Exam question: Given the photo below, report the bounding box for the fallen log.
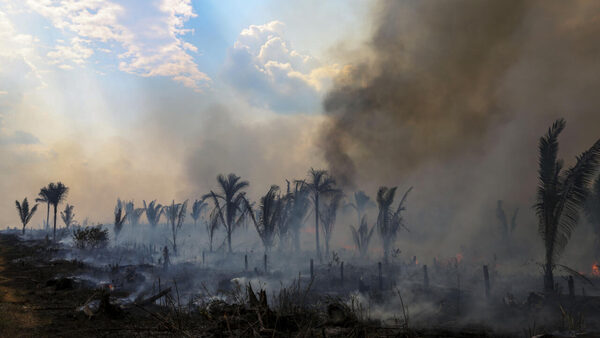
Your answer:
[132,287,172,307]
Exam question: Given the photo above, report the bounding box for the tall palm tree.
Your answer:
[144,200,163,228]
[46,182,69,241]
[320,191,343,259]
[35,187,50,231]
[15,198,38,235]
[204,173,250,253]
[163,200,188,254]
[60,204,75,228]
[350,215,375,258]
[585,175,600,257]
[247,185,283,253]
[191,198,208,228]
[535,118,600,292]
[346,191,374,224]
[303,168,337,262]
[114,203,127,236]
[376,186,412,263]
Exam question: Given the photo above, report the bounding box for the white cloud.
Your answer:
[25,0,210,90]
[223,21,339,112]
[0,9,44,88]
[47,37,94,66]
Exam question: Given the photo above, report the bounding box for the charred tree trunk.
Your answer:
[568,276,574,298]
[544,262,554,293]
[45,202,50,231]
[227,229,233,253]
[53,204,57,242]
[315,193,321,263]
[483,265,490,299]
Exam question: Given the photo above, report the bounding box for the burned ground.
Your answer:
[0,233,599,337]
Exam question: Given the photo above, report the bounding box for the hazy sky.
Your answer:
[0,0,370,227]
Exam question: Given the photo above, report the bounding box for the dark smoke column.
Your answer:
[321,0,529,187]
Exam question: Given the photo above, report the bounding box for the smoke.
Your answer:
[322,0,600,188]
[320,0,600,266]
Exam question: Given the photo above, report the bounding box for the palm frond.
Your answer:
[551,139,600,261]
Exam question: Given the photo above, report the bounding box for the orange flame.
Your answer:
[593,262,600,277]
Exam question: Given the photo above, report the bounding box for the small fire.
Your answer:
[593,262,600,277]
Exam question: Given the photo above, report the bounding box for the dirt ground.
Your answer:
[0,234,176,337]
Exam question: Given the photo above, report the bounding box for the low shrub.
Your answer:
[72,225,109,249]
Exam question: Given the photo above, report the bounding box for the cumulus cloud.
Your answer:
[25,0,210,90]
[222,21,339,113]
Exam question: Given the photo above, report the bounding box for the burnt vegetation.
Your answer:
[3,118,600,337]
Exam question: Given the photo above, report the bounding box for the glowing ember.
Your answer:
[593,263,600,277]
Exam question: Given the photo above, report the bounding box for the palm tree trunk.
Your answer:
[22,225,25,235]
[172,224,177,255]
[228,229,232,253]
[46,202,50,231]
[315,193,321,262]
[53,204,57,242]
[544,261,554,293]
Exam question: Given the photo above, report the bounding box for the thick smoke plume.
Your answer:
[322,0,600,188]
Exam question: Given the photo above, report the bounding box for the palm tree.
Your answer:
[247,185,283,253]
[303,168,337,262]
[320,191,343,258]
[46,182,69,241]
[35,187,50,231]
[60,204,75,228]
[346,191,374,224]
[535,118,600,292]
[114,202,127,236]
[125,201,144,226]
[204,173,250,253]
[585,175,600,257]
[191,198,208,228]
[350,215,375,258]
[376,186,412,263]
[15,198,38,235]
[280,180,311,252]
[144,200,163,228]
[163,200,188,254]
